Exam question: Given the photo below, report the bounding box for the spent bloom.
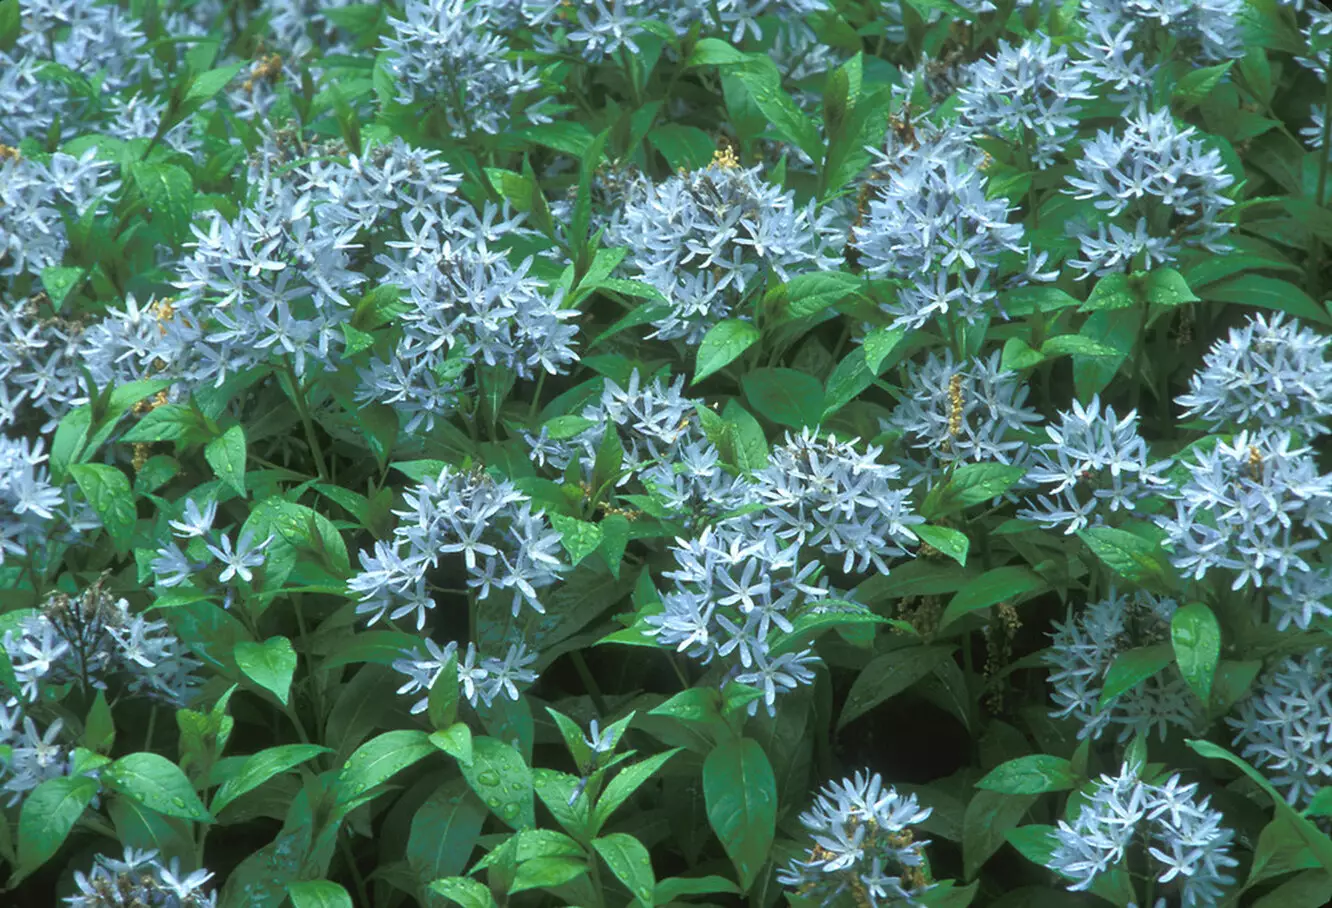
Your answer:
[778,771,935,907]
[608,149,843,344]
[1155,430,1332,590]
[67,847,217,908]
[1047,760,1238,907]
[1229,648,1332,807]
[3,579,201,707]
[1176,312,1332,437]
[1018,395,1169,534]
[957,35,1094,169]
[1045,589,1203,742]
[1065,106,1235,275]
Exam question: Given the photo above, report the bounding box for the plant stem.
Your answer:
[284,361,328,480]
[570,650,608,715]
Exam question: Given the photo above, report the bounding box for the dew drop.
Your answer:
[477,770,500,786]
[486,796,501,808]
[501,802,521,819]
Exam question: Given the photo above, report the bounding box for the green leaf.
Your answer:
[963,791,1039,880]
[922,464,1027,519]
[335,730,435,807]
[655,876,740,903]
[1080,272,1139,311]
[41,266,84,309]
[185,63,244,103]
[1188,739,1332,875]
[131,161,194,238]
[694,319,760,384]
[1098,644,1175,709]
[1004,825,1059,868]
[210,743,328,815]
[430,722,474,767]
[1040,336,1121,359]
[743,367,824,429]
[687,37,749,66]
[1171,602,1221,704]
[1077,526,1174,590]
[83,690,115,754]
[550,514,604,567]
[771,272,863,323]
[544,415,598,440]
[408,780,486,884]
[839,646,957,728]
[703,737,776,893]
[733,58,824,163]
[1143,268,1200,306]
[427,650,460,730]
[0,0,19,51]
[594,833,656,905]
[939,566,1047,631]
[14,775,98,880]
[915,526,969,566]
[595,749,681,829]
[1174,61,1234,107]
[70,463,135,551]
[430,877,499,908]
[519,121,595,156]
[288,880,353,908]
[234,637,297,706]
[976,756,1076,795]
[461,736,535,829]
[121,403,206,443]
[864,326,907,373]
[205,425,247,496]
[105,752,210,821]
[648,123,716,170]
[1202,274,1332,326]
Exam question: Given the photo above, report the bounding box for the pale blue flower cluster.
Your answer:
[778,771,934,908]
[1018,396,1169,534]
[957,36,1094,170]
[383,0,552,139]
[1047,760,1238,907]
[1045,589,1202,742]
[348,465,567,630]
[1,149,119,295]
[0,0,152,144]
[1065,106,1236,275]
[393,638,540,714]
[1230,647,1332,807]
[1156,430,1332,590]
[609,157,843,344]
[1176,312,1332,438]
[853,125,1037,332]
[150,497,275,598]
[888,350,1042,484]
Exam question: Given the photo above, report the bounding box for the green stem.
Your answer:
[284,361,328,480]
[570,651,608,715]
[339,832,371,906]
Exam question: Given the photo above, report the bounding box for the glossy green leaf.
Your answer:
[461,736,535,829]
[594,833,656,905]
[14,775,98,879]
[70,463,136,551]
[1098,645,1175,709]
[211,743,329,815]
[704,737,776,893]
[1171,602,1221,703]
[743,367,825,429]
[694,319,760,384]
[840,646,957,728]
[205,424,247,496]
[335,730,435,806]
[288,880,353,908]
[234,636,297,706]
[976,756,1076,795]
[105,752,211,821]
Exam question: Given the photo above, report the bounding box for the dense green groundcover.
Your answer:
[8,0,1332,906]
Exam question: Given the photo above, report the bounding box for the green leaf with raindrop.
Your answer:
[461,735,536,830]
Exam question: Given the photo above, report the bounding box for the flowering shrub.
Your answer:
[7,1,1332,907]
